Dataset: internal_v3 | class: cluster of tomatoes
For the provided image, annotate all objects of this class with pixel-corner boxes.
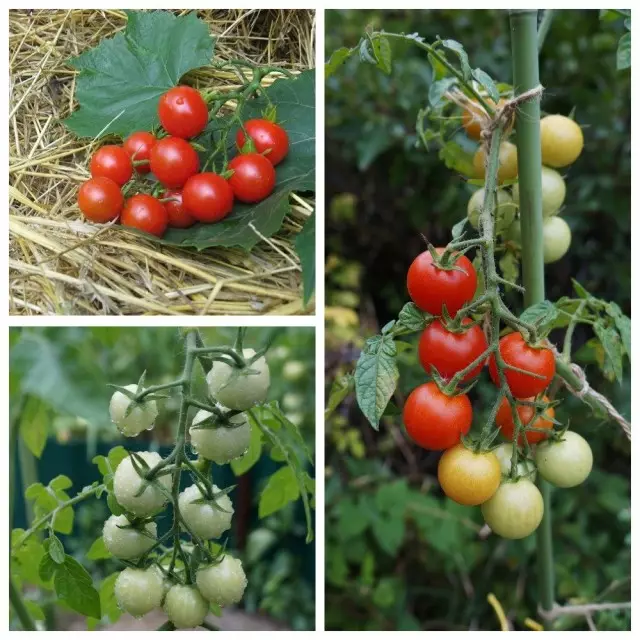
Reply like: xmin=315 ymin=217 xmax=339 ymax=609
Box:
xmin=77 ymin=85 xmax=289 ymax=237
xmin=403 ymin=248 xmax=593 ymax=539
xmin=464 ymin=99 xmax=584 ymax=264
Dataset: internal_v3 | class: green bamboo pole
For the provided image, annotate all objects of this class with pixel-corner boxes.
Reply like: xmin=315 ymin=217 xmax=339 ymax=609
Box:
xmin=509 ymin=9 xmax=555 ymax=623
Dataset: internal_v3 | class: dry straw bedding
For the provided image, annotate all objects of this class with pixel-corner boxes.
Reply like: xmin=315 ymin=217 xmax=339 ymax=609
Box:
xmin=9 ymin=9 xmax=315 ymax=316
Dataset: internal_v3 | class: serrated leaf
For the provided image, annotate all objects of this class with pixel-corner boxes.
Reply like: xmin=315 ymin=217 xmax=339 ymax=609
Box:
xmin=54 ymin=556 xmax=101 ymax=619
xmin=617 ymin=32 xmax=631 ymax=70
xmin=230 ymin=420 xmax=263 ymax=476
xmin=325 ymin=374 xmax=354 ymax=420
xmin=607 ymin=302 xmax=631 ymax=358
xmin=441 ymin=39 xmax=471 ymax=81
xmin=372 ymin=35 xmax=392 ymax=74
xmin=355 ymin=334 xmax=399 ymax=429
xmin=593 ymin=321 xmax=624 ymax=383
xmin=325 ymin=46 xmax=354 ymax=78
xmin=428 ymin=77 xmax=457 ymax=107
xmin=65 ymin=11 xmax=214 ymax=137
xmin=396 ymin=303 xmax=429 ymax=333
xmin=19 ymin=397 xmax=49 ymax=459
xmin=520 ymin=300 xmax=558 ymax=329
xmin=295 ymin=211 xmax=315 ymax=305
xmin=258 ymin=465 xmax=300 ymax=518
xmin=472 ymin=68 xmax=499 ymax=102
xmin=572 ymin=279 xmax=591 ymax=300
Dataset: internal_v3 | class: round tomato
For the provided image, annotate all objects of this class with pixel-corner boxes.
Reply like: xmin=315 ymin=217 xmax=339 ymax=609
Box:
xmin=158 ymin=85 xmax=209 ymax=139
xmin=494 ymin=443 xmax=537 ymax=481
xmin=236 ymin=119 xmax=289 ymax=166
xmin=512 ymin=166 xmax=566 ymax=217
xmin=473 ymin=141 xmax=518 ymax=184
xmin=77 ymin=177 xmax=123 ymax=223
xmin=481 ymin=478 xmax=544 ymax=539
xmin=182 ymin=172 xmax=234 ymax=223
xmin=123 ymin=131 xmax=156 ymax=174
xmin=467 ymin=188 xmax=516 ymax=230
xmin=149 ymin=137 xmax=199 ymax=189
xmin=543 ymin=216 xmax=571 ymax=264
xmin=227 ymin=153 xmax=276 ymax=203
xmin=437 ymin=444 xmax=501 ymax=505
xmin=540 ymin=114 xmax=584 ymax=168
xmin=90 ymin=145 xmax=133 ymax=186
xmin=407 ymin=248 xmax=477 ymax=316
xmin=462 ymin=97 xmax=509 ymax=140
xmin=418 ymin=318 xmax=488 ymax=382
xmin=489 ymin=332 xmax=555 ymax=399
xmin=495 ymin=395 xmax=555 ymax=444
xmin=163 ymin=190 xmax=195 ymax=228
xmin=403 ymin=382 xmax=472 ymax=451
xmin=121 ymin=194 xmax=168 ymax=237
xmin=535 ymin=431 xmax=593 ymax=488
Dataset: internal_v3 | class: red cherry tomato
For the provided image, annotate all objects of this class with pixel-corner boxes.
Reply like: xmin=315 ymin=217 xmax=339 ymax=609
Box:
xmin=77 ymin=177 xmax=123 ymax=223
xmin=227 ymin=153 xmax=276 ymax=203
xmin=489 ymin=333 xmax=556 ymax=399
xmin=407 ymin=248 xmax=477 ymax=316
xmin=236 ymin=119 xmax=289 ymax=165
xmin=418 ymin=318 xmax=488 ymax=382
xmin=89 ymin=145 xmax=133 ymax=186
xmin=123 ymin=132 xmax=156 ymax=174
xmin=121 ymin=194 xmax=168 ymax=237
xmin=149 ymin=137 xmax=199 ymax=189
xmin=496 ymin=395 xmax=555 ymax=444
xmin=182 ymin=173 xmax=234 ymax=223
xmin=163 ymin=190 xmax=195 ymax=228
xmin=403 ymin=382 xmax=472 ymax=450
xmin=158 ymin=86 xmax=209 ymax=139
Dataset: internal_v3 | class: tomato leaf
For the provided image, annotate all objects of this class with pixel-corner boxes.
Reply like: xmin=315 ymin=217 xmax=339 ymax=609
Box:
xmin=65 ymin=11 xmax=214 ymax=138
xmin=325 ymin=374 xmax=354 ymax=420
xmin=617 ymin=32 xmax=631 ymax=71
xmin=325 ymin=46 xmax=355 ymax=78
xmin=472 ymin=68 xmax=499 ymax=103
xmin=355 ymin=334 xmax=399 ymax=430
xmin=53 ymin=556 xmax=102 ymax=619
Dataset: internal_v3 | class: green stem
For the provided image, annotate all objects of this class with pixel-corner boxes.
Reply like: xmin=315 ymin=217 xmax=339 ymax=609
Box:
xmin=10 ymin=576 xmax=36 ymax=630
xmin=510 ymin=9 xmax=555 ymax=622
xmin=537 ymin=10 xmax=556 ymax=52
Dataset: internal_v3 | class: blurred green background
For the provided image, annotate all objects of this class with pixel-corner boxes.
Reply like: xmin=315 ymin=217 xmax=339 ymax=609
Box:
xmin=10 ymin=327 xmax=315 ymax=631
xmin=325 ymin=9 xmax=630 ymax=632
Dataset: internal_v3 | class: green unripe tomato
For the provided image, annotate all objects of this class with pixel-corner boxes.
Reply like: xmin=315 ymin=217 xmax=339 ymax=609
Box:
xmin=196 ymin=555 xmax=247 ymax=606
xmin=481 ymin=478 xmax=544 ymax=539
xmin=109 ymin=384 xmax=158 ymax=437
xmin=114 ymin=567 xmax=164 ymax=617
xmin=163 ymin=584 xmax=209 ymax=629
xmin=113 ymin=451 xmax=171 ymax=517
xmin=207 ymin=348 xmax=270 ymax=410
xmin=189 ymin=408 xmax=251 ymax=464
xmin=493 ymin=443 xmax=537 ymax=481
xmin=543 ymin=216 xmax=571 ymax=263
xmin=103 ymin=514 xmax=157 ymax=560
xmin=512 ymin=166 xmax=566 ymax=217
xmin=467 ymin=188 xmax=517 ymax=230
xmin=535 ymin=431 xmax=593 ymax=488
xmin=178 ymin=484 xmax=233 ymax=539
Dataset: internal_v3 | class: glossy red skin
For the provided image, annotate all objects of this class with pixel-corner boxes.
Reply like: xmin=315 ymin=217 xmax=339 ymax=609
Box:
xmin=403 ymin=382 xmax=472 ymax=451
xmin=89 ymin=145 xmax=133 ymax=186
xmin=149 ymin=137 xmax=199 ymax=189
xmin=182 ymin=173 xmax=234 ymax=223
xmin=228 ymin=153 xmax=276 ymax=203
xmin=123 ymin=131 xmax=156 ymax=174
xmin=163 ymin=190 xmax=195 ymax=228
xmin=77 ymin=177 xmax=123 ymax=222
xmin=496 ymin=395 xmax=555 ymax=444
xmin=121 ymin=194 xmax=168 ymax=237
xmin=489 ymin=333 xmax=556 ymax=399
xmin=158 ymin=86 xmax=209 ymax=139
xmin=407 ymin=248 xmax=477 ymax=316
xmin=236 ymin=119 xmax=289 ymax=165
xmin=418 ymin=318 xmax=488 ymax=382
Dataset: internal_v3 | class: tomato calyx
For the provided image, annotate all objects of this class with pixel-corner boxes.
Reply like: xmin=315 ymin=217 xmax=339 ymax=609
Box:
xmin=433 ymin=367 xmax=479 ymax=398
xmin=425 ymin=242 xmax=472 ymax=275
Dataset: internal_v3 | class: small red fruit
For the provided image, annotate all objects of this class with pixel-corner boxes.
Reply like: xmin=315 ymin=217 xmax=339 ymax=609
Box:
xmin=163 ymin=190 xmax=195 ymax=228
xmin=123 ymin=132 xmax=156 ymax=174
xmin=77 ymin=177 xmax=123 ymax=223
xmin=158 ymin=86 xmax=209 ymax=139
xmin=89 ymin=145 xmax=133 ymax=186
xmin=121 ymin=194 xmax=169 ymax=237
xmin=227 ymin=153 xmax=276 ymax=203
xmin=182 ymin=173 xmax=234 ymax=223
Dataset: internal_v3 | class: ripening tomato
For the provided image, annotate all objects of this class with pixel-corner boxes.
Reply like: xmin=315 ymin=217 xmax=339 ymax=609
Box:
xmin=228 ymin=153 xmax=276 ymax=203
xmin=403 ymin=382 xmax=472 ymax=451
xmin=543 ymin=216 xmax=572 ymax=264
xmin=535 ymin=431 xmax=593 ymax=488
xmin=494 ymin=443 xmax=537 ymax=481
xmin=437 ymin=444 xmax=501 ymax=506
xmin=481 ymin=478 xmax=544 ymax=539
xmin=407 ymin=248 xmax=477 ymax=316
xmin=540 ymin=114 xmax=584 ymax=168
xmin=182 ymin=172 xmax=234 ymax=223
xmin=123 ymin=131 xmax=156 ymax=174
xmin=236 ymin=119 xmax=290 ymax=165
xmin=512 ymin=166 xmax=566 ymax=217
xmin=163 ymin=190 xmax=195 ymax=228
xmin=158 ymin=85 xmax=209 ymax=139
xmin=467 ymin=188 xmax=516 ymax=230
xmin=77 ymin=177 xmax=123 ymax=223
xmin=462 ymin=98 xmax=510 ymax=140
xmin=473 ymin=141 xmax=518 ymax=183
xmin=149 ymin=137 xmax=199 ymax=189
xmin=418 ymin=318 xmax=488 ymax=382
xmin=489 ymin=332 xmax=555 ymax=399
xmin=121 ymin=194 xmax=169 ymax=237
xmin=495 ymin=395 xmax=555 ymax=444
xmin=90 ymin=145 xmax=133 ymax=186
